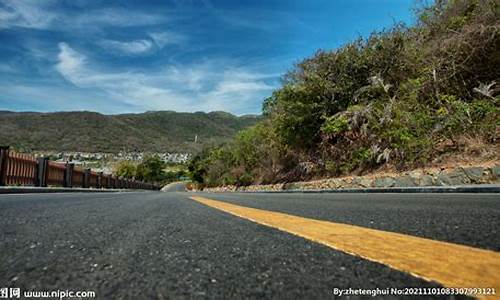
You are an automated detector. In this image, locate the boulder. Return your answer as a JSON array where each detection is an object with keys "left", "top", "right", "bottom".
[
  {"left": 436, "top": 169, "right": 470, "bottom": 186},
  {"left": 394, "top": 175, "right": 418, "bottom": 187},
  {"left": 419, "top": 175, "right": 435, "bottom": 186},
  {"left": 352, "top": 177, "right": 373, "bottom": 187},
  {"left": 374, "top": 177, "right": 395, "bottom": 187},
  {"left": 462, "top": 167, "right": 484, "bottom": 183},
  {"left": 491, "top": 166, "right": 500, "bottom": 179}
]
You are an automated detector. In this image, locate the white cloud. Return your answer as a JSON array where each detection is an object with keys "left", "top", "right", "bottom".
[
  {"left": 0, "top": 82, "right": 139, "bottom": 113},
  {"left": 56, "top": 43, "right": 86, "bottom": 82},
  {"left": 200, "top": 69, "right": 275, "bottom": 112},
  {"left": 0, "top": 63, "right": 17, "bottom": 73},
  {"left": 99, "top": 39, "right": 154, "bottom": 55},
  {"left": 165, "top": 64, "right": 213, "bottom": 92},
  {"left": 55, "top": 42, "right": 277, "bottom": 114},
  {"left": 74, "top": 8, "right": 168, "bottom": 29},
  {"left": 0, "top": 1, "right": 168, "bottom": 30},
  {"left": 149, "top": 32, "right": 185, "bottom": 48},
  {"left": 97, "top": 30, "right": 185, "bottom": 56},
  {"left": 0, "top": 0, "right": 56, "bottom": 29}
]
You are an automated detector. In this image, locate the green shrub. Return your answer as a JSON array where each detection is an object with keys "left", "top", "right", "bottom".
[
  {"left": 190, "top": 0, "right": 500, "bottom": 186},
  {"left": 115, "top": 161, "right": 136, "bottom": 179},
  {"left": 321, "top": 115, "right": 350, "bottom": 135}
]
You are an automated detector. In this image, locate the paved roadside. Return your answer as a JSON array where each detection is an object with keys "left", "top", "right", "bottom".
[
  {"left": 196, "top": 192, "right": 500, "bottom": 251},
  {"left": 0, "top": 191, "right": 465, "bottom": 299}
]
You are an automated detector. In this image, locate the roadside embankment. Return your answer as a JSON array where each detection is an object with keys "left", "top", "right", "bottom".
[{"left": 203, "top": 162, "right": 500, "bottom": 193}]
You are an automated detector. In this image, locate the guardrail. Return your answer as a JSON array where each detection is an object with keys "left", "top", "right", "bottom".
[{"left": 0, "top": 146, "right": 160, "bottom": 190}]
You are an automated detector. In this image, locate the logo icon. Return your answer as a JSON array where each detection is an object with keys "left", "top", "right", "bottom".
[
  {"left": 0, "top": 288, "right": 8, "bottom": 299},
  {"left": 9, "top": 288, "right": 20, "bottom": 298}
]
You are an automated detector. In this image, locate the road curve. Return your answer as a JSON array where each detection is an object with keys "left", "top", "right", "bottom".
[
  {"left": 1, "top": 191, "right": 497, "bottom": 299},
  {"left": 161, "top": 182, "right": 186, "bottom": 192}
]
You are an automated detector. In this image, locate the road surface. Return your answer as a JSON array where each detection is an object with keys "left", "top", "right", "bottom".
[{"left": 0, "top": 190, "right": 498, "bottom": 299}]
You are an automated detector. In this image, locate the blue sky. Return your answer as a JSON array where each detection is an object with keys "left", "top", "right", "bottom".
[{"left": 0, "top": 0, "right": 416, "bottom": 115}]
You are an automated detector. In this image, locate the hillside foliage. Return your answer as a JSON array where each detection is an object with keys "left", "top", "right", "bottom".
[
  {"left": 115, "top": 156, "right": 188, "bottom": 184},
  {"left": 189, "top": 0, "right": 500, "bottom": 187},
  {"left": 0, "top": 111, "right": 260, "bottom": 153}
]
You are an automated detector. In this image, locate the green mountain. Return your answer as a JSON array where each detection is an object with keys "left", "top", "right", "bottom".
[{"left": 0, "top": 110, "right": 261, "bottom": 153}]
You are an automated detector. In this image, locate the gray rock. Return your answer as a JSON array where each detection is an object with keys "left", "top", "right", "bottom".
[
  {"left": 374, "top": 177, "right": 395, "bottom": 188},
  {"left": 462, "top": 167, "right": 484, "bottom": 183},
  {"left": 419, "top": 175, "right": 435, "bottom": 186},
  {"left": 360, "top": 178, "right": 373, "bottom": 188},
  {"left": 435, "top": 174, "right": 450, "bottom": 186},
  {"left": 351, "top": 177, "right": 373, "bottom": 188},
  {"left": 394, "top": 175, "right": 418, "bottom": 187},
  {"left": 491, "top": 166, "right": 500, "bottom": 179},
  {"left": 436, "top": 170, "right": 470, "bottom": 186}
]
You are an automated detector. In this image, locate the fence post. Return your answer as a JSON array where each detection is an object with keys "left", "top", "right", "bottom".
[
  {"left": 63, "top": 163, "right": 74, "bottom": 187},
  {"left": 0, "top": 146, "right": 9, "bottom": 186},
  {"left": 36, "top": 157, "right": 49, "bottom": 187},
  {"left": 97, "top": 172, "right": 103, "bottom": 189},
  {"left": 83, "top": 169, "right": 91, "bottom": 188}
]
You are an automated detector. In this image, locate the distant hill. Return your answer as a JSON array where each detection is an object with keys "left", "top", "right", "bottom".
[{"left": 0, "top": 111, "right": 261, "bottom": 153}]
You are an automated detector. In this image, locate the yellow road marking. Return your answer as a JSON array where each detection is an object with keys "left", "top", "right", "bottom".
[{"left": 190, "top": 196, "right": 500, "bottom": 299}]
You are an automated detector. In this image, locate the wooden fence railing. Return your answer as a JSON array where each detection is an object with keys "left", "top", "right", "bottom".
[
  {"left": 46, "top": 161, "right": 66, "bottom": 187},
  {"left": 0, "top": 146, "right": 160, "bottom": 190},
  {"left": 2, "top": 150, "right": 38, "bottom": 186}
]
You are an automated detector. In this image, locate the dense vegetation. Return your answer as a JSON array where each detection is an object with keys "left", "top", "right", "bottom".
[
  {"left": 189, "top": 0, "right": 499, "bottom": 187},
  {"left": 115, "top": 156, "right": 188, "bottom": 184},
  {"left": 0, "top": 111, "right": 260, "bottom": 153}
]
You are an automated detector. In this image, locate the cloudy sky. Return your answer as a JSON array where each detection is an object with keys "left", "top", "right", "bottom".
[{"left": 0, "top": 0, "right": 414, "bottom": 115}]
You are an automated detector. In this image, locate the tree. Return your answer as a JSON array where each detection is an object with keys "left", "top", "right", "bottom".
[
  {"left": 136, "top": 155, "right": 165, "bottom": 182},
  {"left": 115, "top": 161, "right": 136, "bottom": 179},
  {"left": 188, "top": 154, "right": 207, "bottom": 184}
]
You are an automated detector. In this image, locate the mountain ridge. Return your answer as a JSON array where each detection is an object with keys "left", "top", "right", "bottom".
[{"left": 0, "top": 110, "right": 261, "bottom": 153}]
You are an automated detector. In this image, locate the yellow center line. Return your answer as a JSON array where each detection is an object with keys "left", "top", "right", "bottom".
[{"left": 190, "top": 196, "right": 500, "bottom": 299}]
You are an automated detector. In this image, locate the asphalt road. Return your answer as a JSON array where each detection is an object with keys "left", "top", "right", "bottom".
[{"left": 0, "top": 190, "right": 497, "bottom": 299}]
